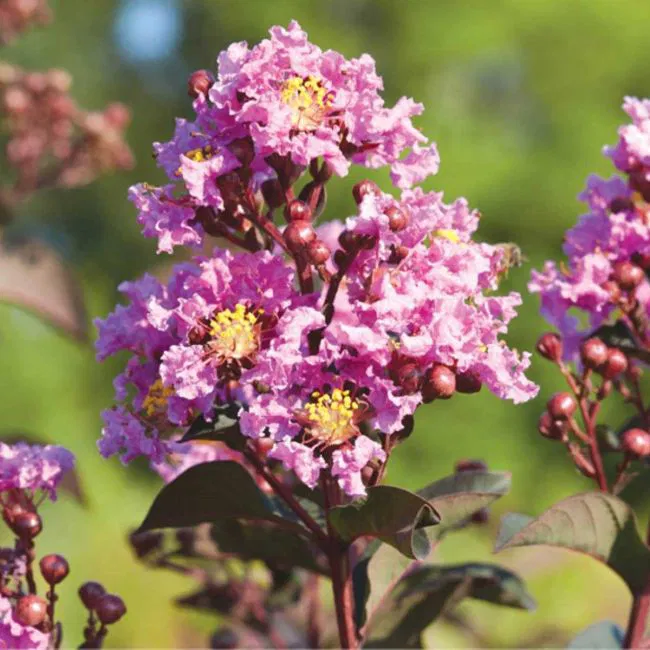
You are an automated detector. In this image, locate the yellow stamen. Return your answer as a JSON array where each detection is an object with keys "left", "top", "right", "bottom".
[
  {"left": 208, "top": 304, "right": 259, "bottom": 360},
  {"left": 142, "top": 379, "right": 174, "bottom": 418},
  {"left": 303, "top": 389, "right": 359, "bottom": 445},
  {"left": 432, "top": 229, "right": 461, "bottom": 244},
  {"left": 280, "top": 75, "right": 334, "bottom": 131}
]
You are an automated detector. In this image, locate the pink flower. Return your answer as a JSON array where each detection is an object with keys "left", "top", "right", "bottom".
[
  {"left": 390, "top": 143, "right": 440, "bottom": 189},
  {"left": 331, "top": 437, "right": 386, "bottom": 497},
  {"left": 0, "top": 596, "right": 49, "bottom": 650},
  {"left": 0, "top": 443, "right": 74, "bottom": 500}
]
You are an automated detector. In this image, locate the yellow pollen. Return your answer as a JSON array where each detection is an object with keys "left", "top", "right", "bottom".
[
  {"left": 142, "top": 379, "right": 174, "bottom": 418},
  {"left": 208, "top": 304, "right": 259, "bottom": 360},
  {"left": 280, "top": 75, "right": 334, "bottom": 131},
  {"left": 304, "top": 389, "right": 359, "bottom": 445},
  {"left": 432, "top": 229, "right": 461, "bottom": 244}
]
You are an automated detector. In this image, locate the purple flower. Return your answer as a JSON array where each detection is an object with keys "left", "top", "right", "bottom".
[
  {"left": 0, "top": 443, "right": 74, "bottom": 501},
  {"left": 0, "top": 596, "right": 49, "bottom": 650}
]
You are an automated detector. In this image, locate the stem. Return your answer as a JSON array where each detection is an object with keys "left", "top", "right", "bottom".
[
  {"left": 624, "top": 522, "right": 650, "bottom": 647},
  {"left": 306, "top": 574, "right": 321, "bottom": 649},
  {"left": 46, "top": 585, "right": 56, "bottom": 628}
]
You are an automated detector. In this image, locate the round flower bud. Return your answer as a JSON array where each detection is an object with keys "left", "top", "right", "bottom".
[
  {"left": 306, "top": 239, "right": 331, "bottom": 265},
  {"left": 333, "top": 249, "right": 348, "bottom": 268},
  {"left": 283, "top": 220, "right": 316, "bottom": 253},
  {"left": 352, "top": 180, "right": 381, "bottom": 205},
  {"left": 284, "top": 200, "right": 312, "bottom": 223},
  {"left": 612, "top": 261, "right": 644, "bottom": 291},
  {"left": 96, "top": 594, "right": 127, "bottom": 625},
  {"left": 78, "top": 581, "right": 106, "bottom": 610},
  {"left": 39, "top": 554, "right": 69, "bottom": 585},
  {"left": 338, "top": 230, "right": 358, "bottom": 251},
  {"left": 10, "top": 511, "right": 42, "bottom": 540},
  {"left": 580, "top": 337, "right": 608, "bottom": 370},
  {"left": 261, "top": 179, "right": 285, "bottom": 209},
  {"left": 602, "top": 279, "right": 622, "bottom": 303},
  {"left": 227, "top": 138, "right": 254, "bottom": 167},
  {"left": 455, "top": 459, "right": 487, "bottom": 473},
  {"left": 536, "top": 332, "right": 563, "bottom": 363},
  {"left": 455, "top": 371, "right": 482, "bottom": 394},
  {"left": 394, "top": 363, "right": 423, "bottom": 395},
  {"left": 254, "top": 437, "right": 274, "bottom": 456},
  {"left": 621, "top": 428, "right": 650, "bottom": 458},
  {"left": 187, "top": 69, "right": 213, "bottom": 98},
  {"left": 14, "top": 595, "right": 47, "bottom": 627},
  {"left": 422, "top": 364, "right": 456, "bottom": 402},
  {"left": 546, "top": 392, "right": 576, "bottom": 420},
  {"left": 538, "top": 411, "right": 567, "bottom": 440},
  {"left": 298, "top": 180, "right": 327, "bottom": 218},
  {"left": 385, "top": 206, "right": 408, "bottom": 232},
  {"left": 601, "top": 348, "right": 628, "bottom": 379}
]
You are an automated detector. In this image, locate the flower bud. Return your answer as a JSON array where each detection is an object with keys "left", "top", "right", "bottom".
[
  {"left": 338, "top": 230, "right": 358, "bottom": 251},
  {"left": 385, "top": 206, "right": 408, "bottom": 232},
  {"left": 538, "top": 411, "right": 567, "bottom": 440},
  {"left": 609, "top": 197, "right": 634, "bottom": 214},
  {"left": 333, "top": 249, "right": 348, "bottom": 268},
  {"left": 14, "top": 596, "right": 47, "bottom": 627},
  {"left": 79, "top": 581, "right": 106, "bottom": 610},
  {"left": 580, "top": 337, "right": 608, "bottom": 370},
  {"left": 621, "top": 428, "right": 650, "bottom": 458},
  {"left": 536, "top": 332, "right": 563, "bottom": 362},
  {"left": 633, "top": 252, "right": 650, "bottom": 270},
  {"left": 422, "top": 364, "right": 456, "bottom": 402},
  {"left": 283, "top": 220, "right": 316, "bottom": 253},
  {"left": 298, "top": 180, "right": 327, "bottom": 218},
  {"left": 352, "top": 180, "right": 381, "bottom": 205},
  {"left": 285, "top": 199, "right": 312, "bottom": 223},
  {"left": 254, "top": 437, "right": 274, "bottom": 456},
  {"left": 546, "top": 392, "right": 576, "bottom": 420},
  {"left": 612, "top": 261, "right": 644, "bottom": 291},
  {"left": 10, "top": 511, "right": 42, "bottom": 540},
  {"left": 39, "top": 554, "right": 69, "bottom": 585},
  {"left": 187, "top": 69, "right": 214, "bottom": 98},
  {"left": 306, "top": 239, "right": 331, "bottom": 265},
  {"left": 96, "top": 594, "right": 127, "bottom": 625},
  {"left": 455, "top": 371, "right": 482, "bottom": 394},
  {"left": 227, "top": 137, "right": 254, "bottom": 167},
  {"left": 602, "top": 279, "right": 622, "bottom": 303},
  {"left": 261, "top": 179, "right": 285, "bottom": 209},
  {"left": 455, "top": 459, "right": 487, "bottom": 472},
  {"left": 393, "top": 362, "right": 423, "bottom": 395},
  {"left": 601, "top": 348, "right": 628, "bottom": 379}
]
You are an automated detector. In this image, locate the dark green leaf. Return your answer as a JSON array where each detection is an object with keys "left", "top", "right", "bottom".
[
  {"left": 418, "top": 470, "right": 511, "bottom": 543},
  {"left": 329, "top": 486, "right": 440, "bottom": 560},
  {"left": 137, "top": 461, "right": 305, "bottom": 536},
  {"left": 180, "top": 405, "right": 244, "bottom": 450},
  {"left": 567, "top": 621, "right": 624, "bottom": 648},
  {"left": 495, "top": 492, "right": 650, "bottom": 595},
  {"left": 364, "top": 562, "right": 534, "bottom": 648},
  {"left": 210, "top": 520, "right": 328, "bottom": 574},
  {"left": 0, "top": 237, "right": 87, "bottom": 341}
]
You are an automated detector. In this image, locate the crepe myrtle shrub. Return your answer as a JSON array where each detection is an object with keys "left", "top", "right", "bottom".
[
  {"left": 0, "top": 443, "right": 126, "bottom": 649},
  {"left": 96, "top": 22, "right": 543, "bottom": 649},
  {"left": 527, "top": 97, "right": 650, "bottom": 648}
]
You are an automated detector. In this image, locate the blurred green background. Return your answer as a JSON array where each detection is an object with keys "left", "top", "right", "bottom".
[{"left": 2, "top": 0, "right": 650, "bottom": 646}]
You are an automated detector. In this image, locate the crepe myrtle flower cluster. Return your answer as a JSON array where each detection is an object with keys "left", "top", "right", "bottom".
[
  {"left": 97, "top": 21, "right": 537, "bottom": 498},
  {"left": 531, "top": 98, "right": 650, "bottom": 492},
  {"left": 0, "top": 0, "right": 51, "bottom": 45},
  {"left": 0, "top": 443, "right": 126, "bottom": 649}
]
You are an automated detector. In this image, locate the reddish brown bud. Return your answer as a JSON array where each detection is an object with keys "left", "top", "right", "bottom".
[
  {"left": 352, "top": 180, "right": 381, "bottom": 205},
  {"left": 187, "top": 69, "right": 214, "bottom": 98},
  {"left": 536, "top": 332, "right": 563, "bottom": 363},
  {"left": 96, "top": 594, "right": 127, "bottom": 625},
  {"left": 227, "top": 137, "right": 254, "bottom": 166},
  {"left": 455, "top": 371, "right": 482, "bottom": 394},
  {"left": 338, "top": 231, "right": 358, "bottom": 251},
  {"left": 455, "top": 459, "right": 488, "bottom": 473},
  {"left": 79, "top": 581, "right": 106, "bottom": 610},
  {"left": 39, "top": 554, "right": 69, "bottom": 585},
  {"left": 422, "top": 364, "right": 456, "bottom": 402},
  {"left": 14, "top": 595, "right": 47, "bottom": 627},
  {"left": 285, "top": 199, "right": 312, "bottom": 223},
  {"left": 385, "top": 206, "right": 408, "bottom": 232},
  {"left": 601, "top": 347, "right": 628, "bottom": 379},
  {"left": 333, "top": 249, "right": 348, "bottom": 268},
  {"left": 298, "top": 180, "right": 327, "bottom": 218},
  {"left": 10, "top": 511, "right": 42, "bottom": 540},
  {"left": 546, "top": 392, "right": 576, "bottom": 420},
  {"left": 393, "top": 362, "right": 423, "bottom": 395},
  {"left": 610, "top": 197, "right": 634, "bottom": 214},
  {"left": 537, "top": 411, "right": 567, "bottom": 440},
  {"left": 612, "top": 261, "right": 644, "bottom": 291},
  {"left": 580, "top": 337, "right": 608, "bottom": 370},
  {"left": 261, "top": 179, "right": 285, "bottom": 209},
  {"left": 621, "top": 428, "right": 650, "bottom": 458},
  {"left": 306, "top": 239, "right": 331, "bottom": 265},
  {"left": 602, "top": 279, "right": 622, "bottom": 303},
  {"left": 283, "top": 220, "right": 316, "bottom": 253},
  {"left": 633, "top": 252, "right": 650, "bottom": 270},
  {"left": 254, "top": 437, "right": 274, "bottom": 456}
]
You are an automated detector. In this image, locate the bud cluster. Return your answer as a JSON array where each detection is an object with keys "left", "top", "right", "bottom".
[{"left": 0, "top": 0, "right": 51, "bottom": 45}]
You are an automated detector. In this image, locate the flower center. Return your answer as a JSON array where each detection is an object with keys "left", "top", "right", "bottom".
[
  {"left": 432, "top": 229, "right": 460, "bottom": 243},
  {"left": 208, "top": 304, "right": 260, "bottom": 361},
  {"left": 184, "top": 145, "right": 215, "bottom": 163},
  {"left": 280, "top": 75, "right": 334, "bottom": 131},
  {"left": 303, "top": 389, "right": 360, "bottom": 445},
  {"left": 142, "top": 379, "right": 174, "bottom": 417}
]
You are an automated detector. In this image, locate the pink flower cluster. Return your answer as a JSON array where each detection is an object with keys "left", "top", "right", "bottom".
[
  {"left": 0, "top": 596, "right": 49, "bottom": 650},
  {"left": 97, "top": 22, "right": 536, "bottom": 497},
  {"left": 0, "top": 442, "right": 74, "bottom": 500},
  {"left": 530, "top": 97, "right": 650, "bottom": 358}
]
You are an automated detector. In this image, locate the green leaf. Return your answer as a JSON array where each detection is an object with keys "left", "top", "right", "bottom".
[
  {"left": 137, "top": 461, "right": 306, "bottom": 537},
  {"left": 0, "top": 237, "right": 87, "bottom": 341},
  {"left": 418, "top": 470, "right": 511, "bottom": 543},
  {"left": 567, "top": 621, "right": 624, "bottom": 648},
  {"left": 364, "top": 562, "right": 534, "bottom": 648},
  {"left": 180, "top": 405, "right": 244, "bottom": 450},
  {"left": 210, "top": 520, "right": 328, "bottom": 574},
  {"left": 329, "top": 486, "right": 440, "bottom": 560},
  {"left": 495, "top": 492, "right": 650, "bottom": 595}
]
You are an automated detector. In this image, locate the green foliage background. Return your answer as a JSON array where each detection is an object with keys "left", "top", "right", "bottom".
[{"left": 2, "top": 0, "right": 649, "bottom": 646}]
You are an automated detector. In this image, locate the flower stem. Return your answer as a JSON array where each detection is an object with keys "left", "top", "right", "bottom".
[{"left": 624, "top": 522, "right": 650, "bottom": 647}]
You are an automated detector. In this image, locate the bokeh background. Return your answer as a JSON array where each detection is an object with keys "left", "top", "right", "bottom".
[{"left": 2, "top": 0, "right": 650, "bottom": 646}]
